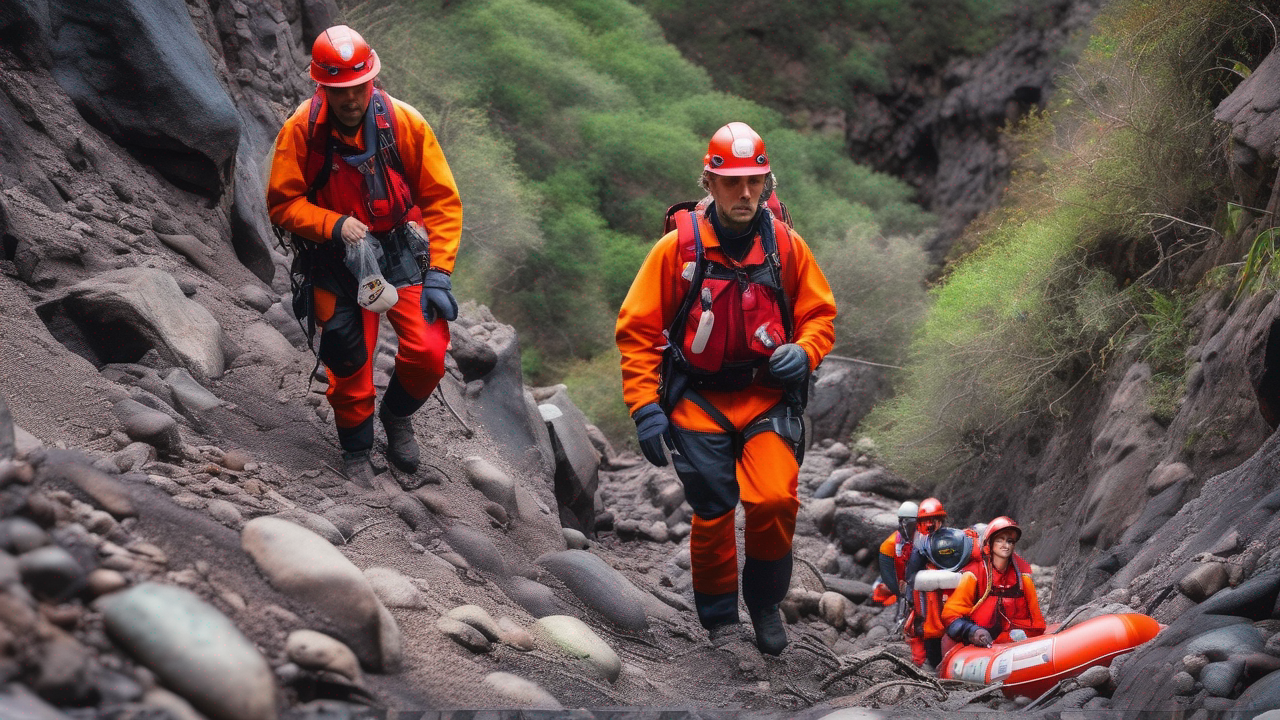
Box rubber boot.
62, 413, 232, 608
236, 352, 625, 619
749, 605, 788, 656
379, 409, 420, 474
341, 450, 376, 488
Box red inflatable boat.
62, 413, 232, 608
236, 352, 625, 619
938, 613, 1162, 699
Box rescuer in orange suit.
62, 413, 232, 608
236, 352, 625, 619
901, 497, 961, 668
268, 26, 462, 487
942, 516, 1046, 647
877, 500, 929, 665
616, 122, 837, 655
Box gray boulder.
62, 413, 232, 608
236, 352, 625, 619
112, 399, 181, 455
842, 467, 921, 501
163, 368, 221, 413
483, 672, 561, 710
535, 549, 648, 632
443, 525, 509, 579
39, 450, 135, 517
1199, 659, 1244, 697
54, 268, 225, 379
832, 498, 899, 554
447, 323, 498, 381
18, 545, 86, 600
531, 615, 622, 682
464, 312, 555, 479
462, 457, 517, 516
243, 321, 297, 366
1216, 47, 1280, 208
100, 583, 275, 720
540, 389, 600, 535
270, 509, 344, 546
46, 0, 239, 196
241, 517, 399, 671
502, 576, 561, 618
229, 141, 276, 283
807, 359, 890, 443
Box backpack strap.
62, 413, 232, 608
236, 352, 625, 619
761, 209, 795, 342
303, 89, 334, 199
668, 208, 706, 349
371, 89, 407, 180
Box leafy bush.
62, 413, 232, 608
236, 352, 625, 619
865, 0, 1275, 480
344, 0, 937, 437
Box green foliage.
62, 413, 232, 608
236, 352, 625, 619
867, 0, 1276, 479
1234, 227, 1280, 301
346, 0, 936, 436
637, 0, 1035, 112
560, 347, 634, 448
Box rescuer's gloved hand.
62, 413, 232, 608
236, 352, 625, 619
969, 628, 994, 647
420, 269, 458, 324
768, 343, 809, 384
632, 403, 674, 467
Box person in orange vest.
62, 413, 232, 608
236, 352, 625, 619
901, 498, 964, 669
942, 516, 1046, 647
615, 122, 837, 655
876, 500, 930, 664
267, 26, 462, 487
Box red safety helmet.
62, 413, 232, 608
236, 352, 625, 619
310, 25, 381, 87
704, 122, 770, 176
917, 497, 946, 521
982, 516, 1022, 553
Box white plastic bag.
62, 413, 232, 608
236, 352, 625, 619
345, 234, 398, 313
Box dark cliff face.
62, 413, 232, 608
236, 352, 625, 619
0, 0, 334, 288
844, 0, 1100, 261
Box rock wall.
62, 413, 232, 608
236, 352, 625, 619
934, 45, 1280, 619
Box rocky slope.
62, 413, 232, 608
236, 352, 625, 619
0, 0, 1278, 717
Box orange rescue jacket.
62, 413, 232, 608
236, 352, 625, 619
942, 554, 1045, 642
267, 91, 463, 273
616, 206, 836, 426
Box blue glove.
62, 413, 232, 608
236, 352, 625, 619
632, 403, 674, 467
768, 343, 809, 384
421, 269, 458, 324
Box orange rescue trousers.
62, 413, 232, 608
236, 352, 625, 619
669, 388, 799, 629
314, 284, 449, 452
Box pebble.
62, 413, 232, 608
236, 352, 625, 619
241, 517, 399, 672
363, 567, 428, 609
391, 494, 432, 531
497, 616, 535, 650
221, 450, 251, 472
532, 615, 622, 682
461, 456, 517, 514
205, 499, 243, 528
484, 502, 509, 526
562, 528, 589, 550
437, 616, 491, 653
18, 545, 86, 599
0, 517, 49, 555
1077, 664, 1111, 688
87, 568, 128, 597
819, 591, 848, 630
535, 549, 648, 632
1172, 670, 1195, 695
413, 488, 454, 517
270, 509, 344, 546
483, 671, 561, 709
100, 583, 276, 720
447, 604, 502, 641
286, 630, 363, 684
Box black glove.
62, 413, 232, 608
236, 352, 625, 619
420, 269, 458, 324
768, 343, 809, 384
969, 627, 994, 647
632, 403, 674, 467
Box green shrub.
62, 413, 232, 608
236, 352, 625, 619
866, 0, 1275, 481
344, 0, 938, 432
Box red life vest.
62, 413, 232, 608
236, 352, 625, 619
665, 206, 794, 391
968, 554, 1035, 634
302, 87, 421, 233
893, 530, 914, 582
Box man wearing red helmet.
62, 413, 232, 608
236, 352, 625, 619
268, 26, 463, 487
616, 122, 837, 655
942, 516, 1045, 647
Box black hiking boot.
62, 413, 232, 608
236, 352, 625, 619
341, 450, 377, 489
379, 409, 420, 474
750, 605, 788, 656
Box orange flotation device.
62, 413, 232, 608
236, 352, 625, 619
938, 613, 1161, 699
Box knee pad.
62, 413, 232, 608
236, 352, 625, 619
318, 299, 366, 378
670, 428, 738, 519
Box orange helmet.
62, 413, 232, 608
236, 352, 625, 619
917, 497, 946, 521
704, 122, 770, 176
311, 26, 381, 87
982, 516, 1022, 552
